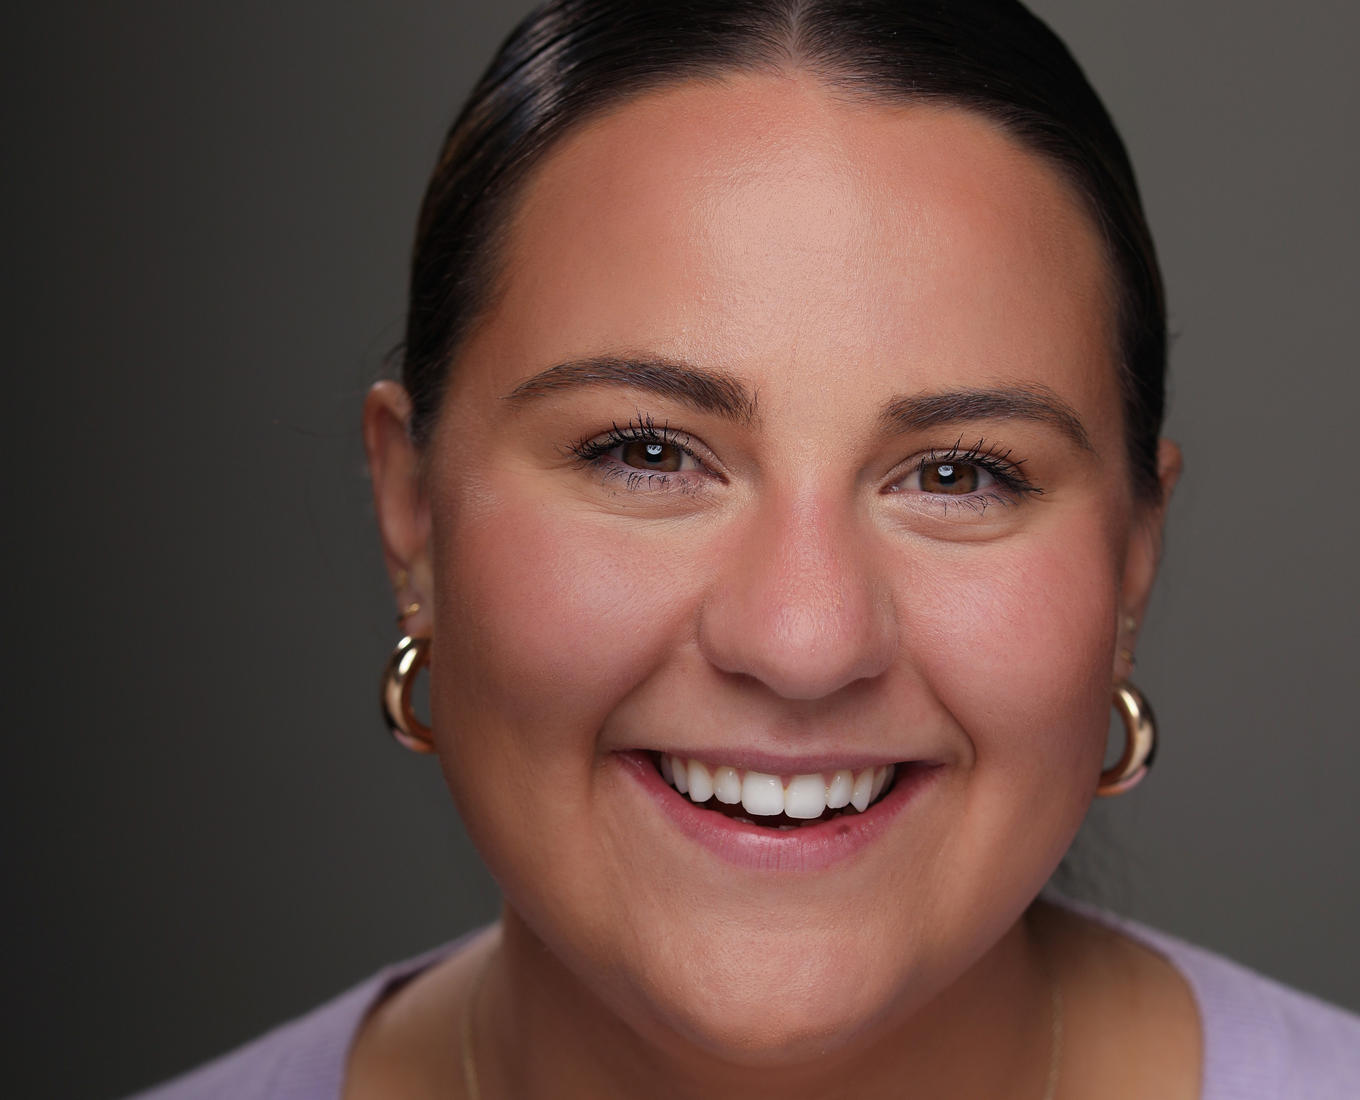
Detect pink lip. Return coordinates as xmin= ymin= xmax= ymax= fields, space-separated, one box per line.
xmin=615 ymin=750 xmax=940 ymax=873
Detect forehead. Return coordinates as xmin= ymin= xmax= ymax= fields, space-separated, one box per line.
xmin=465 ymin=72 xmax=1118 ymax=422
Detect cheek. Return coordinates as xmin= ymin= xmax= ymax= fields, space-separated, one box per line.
xmin=884 ymin=522 xmax=1121 ymax=922
xmin=430 ymin=488 xmax=700 ymax=751
xmin=907 ymin=521 xmax=1118 ymax=806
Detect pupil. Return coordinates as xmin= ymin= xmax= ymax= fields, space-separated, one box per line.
xmin=621 ymin=439 xmax=683 ymax=472
xmin=922 ymin=461 xmax=978 ymax=494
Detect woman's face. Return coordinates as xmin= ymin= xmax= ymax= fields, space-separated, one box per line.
xmin=371 ymin=74 xmax=1173 ymax=1060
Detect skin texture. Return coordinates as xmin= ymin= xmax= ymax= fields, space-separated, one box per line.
xmin=358 ymin=73 xmax=1191 ymax=1099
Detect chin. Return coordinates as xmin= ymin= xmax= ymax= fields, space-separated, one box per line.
xmin=666 ymin=988 xmax=893 ymax=1067
xmin=628 ymin=931 xmax=910 ymax=1067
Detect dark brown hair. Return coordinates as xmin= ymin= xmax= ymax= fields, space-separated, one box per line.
xmin=401 ymin=0 xmax=1166 ymax=499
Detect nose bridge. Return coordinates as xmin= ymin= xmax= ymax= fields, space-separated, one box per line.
xmin=699 ymin=487 xmax=896 ymax=700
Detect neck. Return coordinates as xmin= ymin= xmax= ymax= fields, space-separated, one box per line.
xmin=471 ymin=905 xmax=1056 ymax=1100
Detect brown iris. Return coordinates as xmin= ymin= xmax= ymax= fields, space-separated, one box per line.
xmin=919 ymin=461 xmax=979 ymax=494
xmin=619 ymin=439 xmax=684 ymax=472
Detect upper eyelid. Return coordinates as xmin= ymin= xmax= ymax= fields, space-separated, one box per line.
xmin=572 ymin=420 xmax=711 ymax=464
xmin=911 ymin=438 xmax=1025 ymax=475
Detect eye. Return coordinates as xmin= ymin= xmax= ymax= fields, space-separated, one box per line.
xmin=885 ymin=439 xmax=1042 ymax=507
xmin=915 ymin=460 xmax=992 ymax=495
xmin=568 ymin=418 xmax=711 ymax=488
xmin=609 ymin=438 xmax=697 ymax=473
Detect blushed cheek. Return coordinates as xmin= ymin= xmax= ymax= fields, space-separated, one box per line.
xmin=432 ymin=495 xmax=701 ymax=750
xmin=426 ymin=492 xmax=713 ymax=902
xmin=908 ymin=530 xmax=1118 ymax=771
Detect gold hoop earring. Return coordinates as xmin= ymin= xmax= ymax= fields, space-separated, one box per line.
xmin=1097 ymin=680 xmax=1156 ymax=797
xmin=381 ymin=635 xmax=435 ymax=753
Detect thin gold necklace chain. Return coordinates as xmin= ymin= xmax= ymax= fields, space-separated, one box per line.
xmin=1043 ymin=977 xmax=1065 ymax=1100
xmin=459 ymin=968 xmax=1063 ymax=1100
xmin=460 ymin=956 xmax=486 ymax=1100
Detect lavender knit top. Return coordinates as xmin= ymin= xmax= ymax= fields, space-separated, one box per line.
xmin=131 ymin=911 xmax=1360 ymax=1099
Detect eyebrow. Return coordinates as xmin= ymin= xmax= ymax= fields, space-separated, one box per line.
xmin=504 ymin=356 xmax=757 ymax=422
xmin=880 ymin=384 xmax=1094 ymax=453
xmin=505 ymin=356 xmax=1093 ymax=452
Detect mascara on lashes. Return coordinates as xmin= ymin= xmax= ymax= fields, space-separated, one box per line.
xmin=569 ymin=419 xmax=1042 ymax=507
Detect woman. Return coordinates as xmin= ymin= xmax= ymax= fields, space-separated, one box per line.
xmin=136 ymin=1 xmax=1360 ymax=1096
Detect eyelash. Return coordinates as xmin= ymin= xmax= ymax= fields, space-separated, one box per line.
xmin=569 ymin=421 xmax=1042 ymax=509
xmin=891 ymin=437 xmax=1043 ymax=512
xmin=569 ymin=416 xmax=707 ymax=492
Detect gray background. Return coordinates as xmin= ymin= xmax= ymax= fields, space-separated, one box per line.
xmin=4 ymin=3 xmax=1356 ymax=1096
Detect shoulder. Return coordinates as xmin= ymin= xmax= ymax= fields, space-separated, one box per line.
xmin=1063 ymin=899 xmax=1360 ymax=1100
xmin=125 ymin=941 xmax=468 ymax=1100
xmin=1144 ymin=925 xmax=1360 ymax=1099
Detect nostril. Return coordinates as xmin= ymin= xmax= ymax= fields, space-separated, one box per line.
xmin=696 ymin=606 xmax=897 ymax=701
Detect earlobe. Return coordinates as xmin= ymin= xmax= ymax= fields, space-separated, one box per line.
xmin=363 ymin=380 xmax=434 ymax=634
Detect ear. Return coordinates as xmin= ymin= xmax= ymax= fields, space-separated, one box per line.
xmin=1117 ymin=438 xmax=1183 ymax=677
xmin=363 ymin=380 xmax=434 ymax=637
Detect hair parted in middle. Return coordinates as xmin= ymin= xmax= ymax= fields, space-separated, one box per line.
xmin=401 ymin=0 xmax=1166 ymax=501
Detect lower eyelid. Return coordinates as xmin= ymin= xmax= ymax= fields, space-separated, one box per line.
xmin=886 ymin=471 xmax=1040 ymax=514
xmin=596 ymin=462 xmax=695 ymax=494
xmin=886 ymin=491 xmax=1022 ymax=523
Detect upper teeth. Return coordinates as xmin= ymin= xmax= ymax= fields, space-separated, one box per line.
xmin=659 ymin=755 xmax=895 ymax=818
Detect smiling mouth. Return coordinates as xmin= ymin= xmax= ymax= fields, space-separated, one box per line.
xmin=653 ymin=752 xmax=898 ymax=829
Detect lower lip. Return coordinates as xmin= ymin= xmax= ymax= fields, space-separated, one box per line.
xmin=616 ymin=751 xmax=940 ymax=873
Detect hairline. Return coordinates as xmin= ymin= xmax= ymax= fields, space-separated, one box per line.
xmin=417 ymin=52 xmax=1150 ymax=500
xmin=442 ymin=63 xmax=1123 ymax=357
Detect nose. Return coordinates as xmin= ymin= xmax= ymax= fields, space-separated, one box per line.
xmin=697 ymin=491 xmax=897 ymax=700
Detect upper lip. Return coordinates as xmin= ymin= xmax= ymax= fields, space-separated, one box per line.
xmin=633 ymin=747 xmax=919 ymax=775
